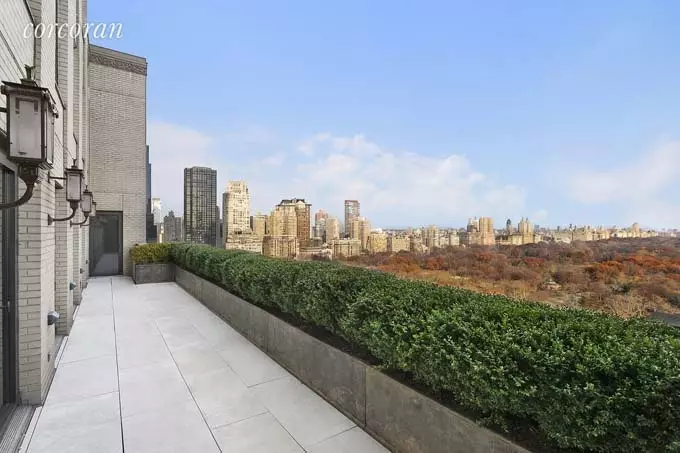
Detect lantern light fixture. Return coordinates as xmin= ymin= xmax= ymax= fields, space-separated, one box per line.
xmin=48 ymin=160 xmax=84 ymax=225
xmin=71 ymin=189 xmax=95 ymax=227
xmin=0 ymin=66 xmax=58 ymax=210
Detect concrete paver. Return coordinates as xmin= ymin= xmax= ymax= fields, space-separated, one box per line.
xmin=23 ymin=276 xmax=390 ymax=452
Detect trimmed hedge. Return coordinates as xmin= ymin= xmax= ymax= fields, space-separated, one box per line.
xmin=169 ymin=243 xmax=680 ymax=453
xmin=130 ymin=243 xmax=172 ymax=264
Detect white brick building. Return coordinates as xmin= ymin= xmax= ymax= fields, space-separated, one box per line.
xmin=0 ymin=0 xmax=147 ymax=433
xmin=88 ymin=45 xmax=147 ymax=276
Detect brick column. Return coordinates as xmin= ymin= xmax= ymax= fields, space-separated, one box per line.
xmin=17 ymin=175 xmax=57 ymax=405
xmin=54 ymin=190 xmax=73 ymax=335
xmin=72 ymin=217 xmax=82 ymax=304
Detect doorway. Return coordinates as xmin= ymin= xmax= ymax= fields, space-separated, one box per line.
xmin=89 ymin=211 xmax=123 ymax=276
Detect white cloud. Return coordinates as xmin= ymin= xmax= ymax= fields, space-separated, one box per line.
xmin=148 ymin=125 xmax=528 ymax=227
xmin=567 ymin=141 xmax=680 ymax=228
xmin=532 ymin=209 xmax=549 ymax=223
xmin=569 ymin=141 xmax=680 ymax=204
xmin=148 ymin=121 xmax=220 ymax=216
xmin=290 ymin=133 xmax=526 ymax=226
xmin=222 ymin=124 xmax=277 ymax=145
xmin=259 ymin=153 xmax=285 ymax=166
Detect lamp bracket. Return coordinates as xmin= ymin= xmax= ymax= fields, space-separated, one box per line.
xmin=0 ymin=165 xmax=40 ymax=210
xmin=70 ymin=214 xmax=90 ymax=227
xmin=47 ymin=206 xmax=77 ymax=226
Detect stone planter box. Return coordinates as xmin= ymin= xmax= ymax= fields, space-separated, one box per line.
xmin=132 ymin=263 xmax=174 ymax=284
xmin=174 ymin=266 xmax=531 ymax=453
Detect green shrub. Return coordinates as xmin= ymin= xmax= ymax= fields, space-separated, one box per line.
xmin=130 ymin=243 xmax=172 ymax=264
xmin=168 ymin=243 xmax=680 ymax=452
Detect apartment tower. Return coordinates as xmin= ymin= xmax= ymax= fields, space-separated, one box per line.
xmin=223 ymin=181 xmax=251 ymax=238
xmin=344 ymin=200 xmax=360 ymax=238
xmin=183 ymin=167 xmax=217 ymax=245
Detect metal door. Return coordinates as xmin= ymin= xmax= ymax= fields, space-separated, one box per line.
xmin=89 ymin=211 xmax=123 ymax=276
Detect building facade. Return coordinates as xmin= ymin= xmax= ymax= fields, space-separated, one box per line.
xmin=0 ymin=0 xmax=147 ymax=414
xmin=388 ymin=235 xmax=410 ymax=253
xmin=314 ymin=209 xmax=328 ymax=239
xmin=324 ymin=216 xmax=340 ymax=243
xmin=88 ymin=44 xmax=148 ymax=276
xmin=367 ymin=231 xmax=388 ymax=253
xmin=344 ymin=199 xmax=360 ymax=238
xmin=151 ymin=197 xmax=162 ymax=225
xmin=331 ymin=238 xmax=362 ymax=258
xmin=262 ymin=236 xmax=299 ymax=258
xmin=223 ymin=180 xmax=250 ymax=238
xmin=183 ymin=166 xmax=217 ymax=245
xmin=250 ymin=213 xmax=267 ymax=237
xmin=163 ymin=210 xmax=183 ymax=242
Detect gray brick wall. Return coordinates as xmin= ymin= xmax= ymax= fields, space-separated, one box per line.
xmin=1 ymin=0 xmax=90 ymax=404
xmin=88 ymin=45 xmax=147 ymax=276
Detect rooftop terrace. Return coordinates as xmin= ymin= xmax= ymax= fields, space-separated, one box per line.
xmin=20 ymin=277 xmax=388 ymax=453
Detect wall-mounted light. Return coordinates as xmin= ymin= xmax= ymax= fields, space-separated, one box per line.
xmin=71 ymin=187 xmax=94 ymax=227
xmin=0 ymin=67 xmax=57 ymax=210
xmin=47 ymin=160 xmax=84 ymax=225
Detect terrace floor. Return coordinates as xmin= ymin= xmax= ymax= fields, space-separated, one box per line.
xmin=20 ymin=276 xmax=389 ymax=453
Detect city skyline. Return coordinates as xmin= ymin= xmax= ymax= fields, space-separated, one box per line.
xmin=91 ymin=1 xmax=680 ymax=229
xmin=153 ymin=177 xmax=672 ymax=232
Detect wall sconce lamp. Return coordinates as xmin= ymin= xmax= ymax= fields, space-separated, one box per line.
xmin=47 ymin=160 xmax=83 ymax=225
xmin=71 ymin=190 xmax=94 ymax=227
xmin=0 ymin=67 xmax=57 ymax=210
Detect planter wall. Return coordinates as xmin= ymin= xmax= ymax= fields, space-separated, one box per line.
xmin=174 ymin=266 xmax=531 ymax=453
xmin=132 ymin=263 xmax=174 ymax=284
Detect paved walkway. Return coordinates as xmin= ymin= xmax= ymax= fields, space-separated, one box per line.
xmin=22 ymin=277 xmax=389 ymax=453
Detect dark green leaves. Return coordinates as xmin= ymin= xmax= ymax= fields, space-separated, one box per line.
xmin=168 ymin=243 xmax=680 ymax=452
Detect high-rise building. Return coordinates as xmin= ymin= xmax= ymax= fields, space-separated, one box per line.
xmin=216 ymin=205 xmax=222 ymax=247
xmin=251 ymin=213 xmax=268 ymax=237
xmin=262 ymin=236 xmax=299 ymax=258
xmin=331 ymin=238 xmax=362 ymax=258
xmin=344 ymin=200 xmax=360 ymax=238
xmin=423 ymin=225 xmax=440 ymax=249
xmin=367 ymin=231 xmax=388 ymax=253
xmin=151 ymin=198 xmax=162 ymax=225
xmin=357 ymin=218 xmax=371 ymax=250
xmin=293 ymin=199 xmax=312 ymax=247
xmin=163 ymin=211 xmax=184 ymax=242
xmin=269 ymin=202 xmax=298 ymax=236
xmin=183 ymin=167 xmax=217 ymax=245
xmin=314 ymin=209 xmax=329 ymax=240
xmin=388 ymin=235 xmax=410 ymax=253
xmin=462 ymin=216 xmax=495 ymax=246
xmin=146 ymin=145 xmax=156 ymax=242
xmin=325 ymin=217 xmax=340 ymax=242
xmin=224 ymin=181 xmax=251 ymax=238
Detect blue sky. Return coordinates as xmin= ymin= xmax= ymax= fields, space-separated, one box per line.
xmin=89 ymin=0 xmax=680 ymax=229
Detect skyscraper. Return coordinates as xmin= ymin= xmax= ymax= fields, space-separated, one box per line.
xmin=325 ymin=217 xmax=340 ymax=242
xmin=183 ymin=167 xmax=217 ymax=245
xmin=344 ymin=200 xmax=360 ymax=238
xmin=151 ymin=198 xmax=162 ymax=225
xmin=146 ymin=145 xmax=157 ymax=243
xmin=314 ymin=209 xmax=329 ymax=239
xmin=224 ymin=181 xmax=251 ymax=238
xmin=293 ymin=199 xmax=312 ymax=247
xmin=163 ymin=210 xmax=184 ymax=242
xmin=216 ymin=205 xmax=222 ymax=247
xmin=251 ymin=213 xmax=268 ymax=237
